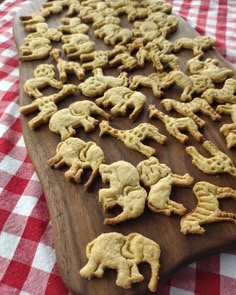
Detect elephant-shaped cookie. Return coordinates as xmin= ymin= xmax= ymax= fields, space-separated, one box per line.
xmin=99 ymin=161 xmax=147 ymax=224
xmin=80 ymin=232 xmax=161 ymax=292
xmin=49 ymin=100 xmax=111 ymax=141
xmin=48 ymin=137 xmax=105 ymax=190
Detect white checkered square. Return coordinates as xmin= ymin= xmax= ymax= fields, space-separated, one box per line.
xmin=32 ymin=243 xmax=56 ymax=273
xmin=2 ymin=48 xmax=16 ymax=58
xmin=0 ymin=232 xmax=20 ymax=259
xmin=1 ymin=155 xmax=22 ymax=175
xmin=0 ymin=80 xmax=13 ymax=92
xmin=220 ymin=253 xmax=236 ymax=278
xmin=5 ymin=101 xmax=19 ymax=117
xmin=13 ymin=195 xmax=38 ymax=216
xmin=170 ymin=287 xmax=194 ymax=295
xmin=0 ymin=123 xmax=8 ymax=137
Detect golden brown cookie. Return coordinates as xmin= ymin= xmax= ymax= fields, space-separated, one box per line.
xmin=161 ymin=97 xmax=221 ymax=127
xmin=80 ymin=232 xmax=161 ymax=292
xmin=50 ymin=48 xmax=85 ymax=82
xmin=24 ymin=64 xmax=63 ymax=98
xmin=173 ymin=35 xmax=216 ymax=56
xmin=20 ymin=84 xmax=78 ymax=129
xmin=78 ymin=68 xmax=128 ymax=97
xmin=201 ymin=78 xmax=236 ymax=104
xmin=186 ymin=140 xmax=236 ymax=176
xmin=137 ymin=157 xmax=193 ymax=216
xmin=99 ymin=120 xmax=167 ymax=157
xmin=58 ymin=17 xmax=89 ymax=34
xmin=99 ymin=161 xmax=147 ymax=224
xmin=149 ymin=105 xmax=204 ymax=144
xmin=180 ymin=181 xmax=236 ymax=234
xmin=161 ymin=70 xmax=215 ymax=101
xmin=48 ymin=137 xmax=105 ymax=190
xmin=95 ymin=86 xmax=146 ymax=121
xmin=49 ymin=100 xmax=111 ymax=140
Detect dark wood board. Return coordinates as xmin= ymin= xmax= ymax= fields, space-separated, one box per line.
xmin=13 ymin=1 xmax=236 ymax=294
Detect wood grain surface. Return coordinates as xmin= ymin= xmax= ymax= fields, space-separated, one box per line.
xmin=13 ymin=1 xmax=236 ymax=294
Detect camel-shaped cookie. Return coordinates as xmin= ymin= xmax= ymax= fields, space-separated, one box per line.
xmin=129 ymin=72 xmax=166 ymax=98
xmin=161 ymin=97 xmax=221 ymax=127
xmin=186 ymin=140 xmax=236 ymax=176
xmin=132 ymin=21 xmax=160 ymax=42
xmin=216 ymin=104 xmax=236 ymax=148
xmin=187 ymin=54 xmax=233 ymax=83
xmin=49 ymin=100 xmax=111 ymax=140
xmin=19 ymin=36 xmax=52 ymax=61
xmin=201 ymin=78 xmax=236 ymax=104
xmin=95 ymin=86 xmax=146 ymax=121
xmin=78 ymin=68 xmax=128 ymax=97
xmin=173 ymin=35 xmax=216 ymax=56
xmin=180 ymin=181 xmax=236 ymax=234
xmin=92 ymin=15 xmax=121 ymax=29
xmin=149 ymin=105 xmax=204 ymax=144
xmin=99 ymin=120 xmax=167 ymax=157
xmin=80 ymin=232 xmax=161 ymax=292
xmin=58 ymin=17 xmax=89 ymax=34
xmin=160 ymin=70 xmax=215 ymax=101
xmin=50 ymin=48 xmax=85 ymax=82
xmin=99 ymin=161 xmax=147 ymax=224
xmin=146 ymin=12 xmax=178 ymax=35
xmin=62 ymin=33 xmax=95 ymax=59
xmin=20 ymin=84 xmax=78 ymax=129
xmin=24 ymin=64 xmax=63 ymax=98
xmin=48 ymin=137 xmax=105 ymax=190
xmin=137 ymin=157 xmax=193 ymax=215
xmin=94 ymin=24 xmax=133 ymax=45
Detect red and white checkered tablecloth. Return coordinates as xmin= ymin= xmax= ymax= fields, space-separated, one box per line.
xmin=0 ymin=0 xmax=236 ymax=294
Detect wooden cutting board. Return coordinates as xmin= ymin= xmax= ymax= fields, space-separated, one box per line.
xmin=13 ymin=1 xmax=236 ymax=294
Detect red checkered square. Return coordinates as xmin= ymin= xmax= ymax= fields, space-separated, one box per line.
xmin=4 ymin=175 xmax=30 ymax=195
xmin=0 ymin=208 xmax=11 ymax=231
xmin=195 ymin=270 xmax=220 ymax=295
xmin=2 ymin=260 xmax=31 ymax=290
xmin=45 ymin=273 xmax=69 ymax=295
xmin=0 ymin=190 xmax=20 ymax=212
xmin=21 ymin=267 xmax=50 ymax=294
xmin=2 ymin=213 xmax=28 ymax=236
xmin=13 ymin=238 xmax=38 ymax=265
xmin=30 ymin=194 xmax=50 ymax=222
xmin=22 ymin=216 xmax=48 ymax=242
xmin=0 ymin=256 xmax=11 ymax=281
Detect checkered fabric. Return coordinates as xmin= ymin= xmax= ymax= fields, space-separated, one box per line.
xmin=0 ymin=0 xmax=235 ymax=294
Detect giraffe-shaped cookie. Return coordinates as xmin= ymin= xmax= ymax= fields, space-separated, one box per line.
xmin=180 ymin=181 xmax=236 ymax=234
xmin=99 ymin=120 xmax=167 ymax=157
xmin=50 ymin=48 xmax=85 ymax=82
xmin=148 ymin=105 xmax=204 ymax=144
xmin=161 ymin=97 xmax=221 ymax=127
xmin=137 ymin=157 xmax=194 ymax=216
xmin=186 ymin=140 xmax=236 ymax=176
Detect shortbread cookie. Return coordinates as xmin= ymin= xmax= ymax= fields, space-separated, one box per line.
xmin=24 ymin=64 xmax=63 ymax=98
xmin=66 ymin=0 xmax=81 ymax=16
xmin=20 ymin=84 xmax=78 ymax=129
xmin=19 ymin=36 xmax=52 ymax=61
xmin=94 ymin=24 xmax=132 ymax=45
xmin=186 ymin=140 xmax=236 ymax=176
xmin=180 ymin=181 xmax=236 ymax=235
xmin=137 ymin=157 xmax=193 ymax=216
xmin=109 ymin=52 xmax=138 ymax=72
xmin=92 ymin=15 xmax=121 ymax=29
xmin=80 ymin=50 xmax=109 ymax=70
xmin=146 ymin=12 xmax=178 ymax=35
xmin=161 ymin=70 xmax=215 ymax=101
xmin=62 ymin=33 xmax=95 ymax=59
xmin=78 ymin=68 xmax=128 ymax=97
xmin=99 ymin=161 xmax=147 ymax=224
xmin=24 ymin=22 xmax=63 ymax=42
xmin=161 ymin=97 xmax=221 ymax=127
xmin=20 ymin=12 xmax=46 ymax=27
xmin=58 ymin=17 xmax=89 ymax=34
xmin=80 ymin=232 xmax=161 ymax=292
xmin=149 ymin=105 xmax=204 ymax=144
xmin=132 ymin=21 xmax=160 ymax=41
xmin=187 ymin=54 xmax=233 ymax=83
xmin=49 ymin=100 xmax=111 ymax=140
xmin=173 ymin=36 xmax=216 ymax=56
xmin=99 ymin=120 xmax=167 ymax=157
xmin=50 ymin=48 xmax=85 ymax=82
xmin=201 ymin=78 xmax=236 ymax=104
xmin=48 ymin=137 xmax=105 ymax=190
xmin=95 ymin=86 xmax=146 ymax=121
xmin=129 ymin=72 xmax=166 ymax=98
